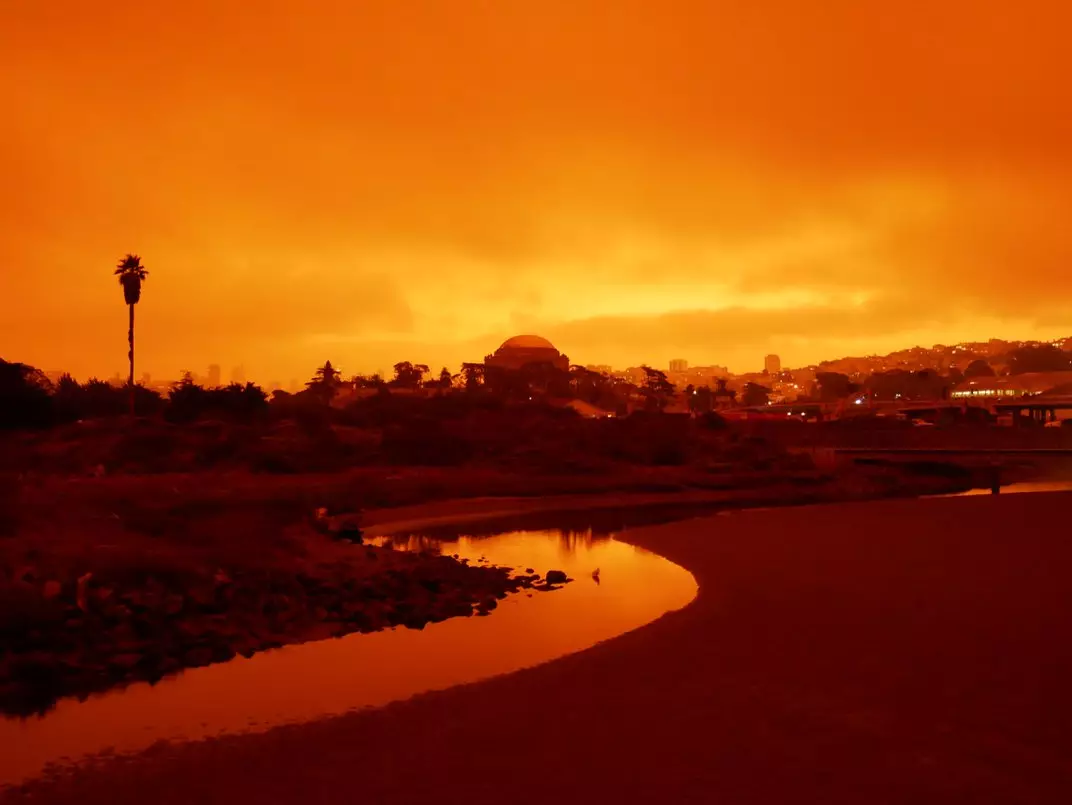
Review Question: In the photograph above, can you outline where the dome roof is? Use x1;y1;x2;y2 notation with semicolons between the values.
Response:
498;334;558;352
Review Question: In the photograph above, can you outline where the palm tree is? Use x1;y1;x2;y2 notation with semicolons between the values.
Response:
114;254;148;415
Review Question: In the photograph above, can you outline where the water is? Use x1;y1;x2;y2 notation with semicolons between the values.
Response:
951;480;1072;496
0;521;696;786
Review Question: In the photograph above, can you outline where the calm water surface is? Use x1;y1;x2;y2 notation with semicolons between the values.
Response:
1;520;696;786
951;480;1072;496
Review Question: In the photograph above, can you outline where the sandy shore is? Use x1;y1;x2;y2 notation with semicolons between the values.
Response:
8;491;1072;804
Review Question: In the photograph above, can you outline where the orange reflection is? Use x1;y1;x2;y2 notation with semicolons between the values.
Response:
1;530;696;785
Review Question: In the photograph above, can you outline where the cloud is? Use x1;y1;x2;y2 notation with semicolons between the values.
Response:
3;1;1072;379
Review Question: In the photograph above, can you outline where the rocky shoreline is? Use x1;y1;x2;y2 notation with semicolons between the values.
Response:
0;546;569;718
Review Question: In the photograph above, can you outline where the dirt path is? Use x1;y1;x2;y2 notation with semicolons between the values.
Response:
8;492;1072;804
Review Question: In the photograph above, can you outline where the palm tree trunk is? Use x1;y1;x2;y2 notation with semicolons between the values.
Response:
128;303;135;416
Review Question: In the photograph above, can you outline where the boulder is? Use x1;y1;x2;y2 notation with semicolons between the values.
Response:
76;573;93;612
108;653;143;670
183;646;215;667
162;594;184;616
545;570;568;585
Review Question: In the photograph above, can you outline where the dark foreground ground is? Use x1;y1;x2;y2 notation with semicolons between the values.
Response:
7;491;1072;804
1;463;971;716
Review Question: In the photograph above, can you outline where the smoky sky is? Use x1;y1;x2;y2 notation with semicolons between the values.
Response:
4;1;1071;380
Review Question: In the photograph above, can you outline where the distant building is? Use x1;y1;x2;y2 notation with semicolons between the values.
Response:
207;364;221;387
692;365;730;379
765;354;782;375
669;358;688;372
485;335;569;372
951;371;1072;400
230;365;246;385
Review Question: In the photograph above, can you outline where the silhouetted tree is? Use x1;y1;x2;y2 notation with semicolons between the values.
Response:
688;385;714;414
352;373;386;390
1006;345;1072;375
712;377;737;408
391;361;429;389
740;382;771;407
570;365;612;405
0;359;52;428
815;371;858;402
166;374;207;422
641;366;675;410
963;359;995;379
114;254;148;415
306;361;343;402
438;367;453;388
52;373;83;421
461;363;485;391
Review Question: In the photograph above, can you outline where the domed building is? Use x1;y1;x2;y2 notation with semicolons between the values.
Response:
485;334;570;372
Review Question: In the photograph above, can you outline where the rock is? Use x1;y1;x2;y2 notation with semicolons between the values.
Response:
109;653;142;670
329;515;364;542
76;573;93;612
177;619;210;639
187;585;217;609
525;568;535;574
210;643;237;663
545;570;568;585
183;647;215;667
13;565;37;584
42;580;63;600
163;594;185;616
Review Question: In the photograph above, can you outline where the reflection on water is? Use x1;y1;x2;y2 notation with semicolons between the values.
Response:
951;481;1072;496
1;525;696;786
373;526;608;557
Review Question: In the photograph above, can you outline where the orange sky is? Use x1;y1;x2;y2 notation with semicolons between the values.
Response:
4;1;1071;382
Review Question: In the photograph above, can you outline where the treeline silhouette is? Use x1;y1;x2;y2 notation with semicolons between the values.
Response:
0;363;270;429
0;357;705;432
1;358;790;477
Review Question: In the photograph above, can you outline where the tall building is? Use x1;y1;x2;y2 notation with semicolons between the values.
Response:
764;354;781;375
669;359;688;372
206;364;221;387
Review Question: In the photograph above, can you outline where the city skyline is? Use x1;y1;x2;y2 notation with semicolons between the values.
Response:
4;2;1072;383
31;330;1072;389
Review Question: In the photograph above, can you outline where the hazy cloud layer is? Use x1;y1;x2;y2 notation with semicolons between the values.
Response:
4;1;1071;380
